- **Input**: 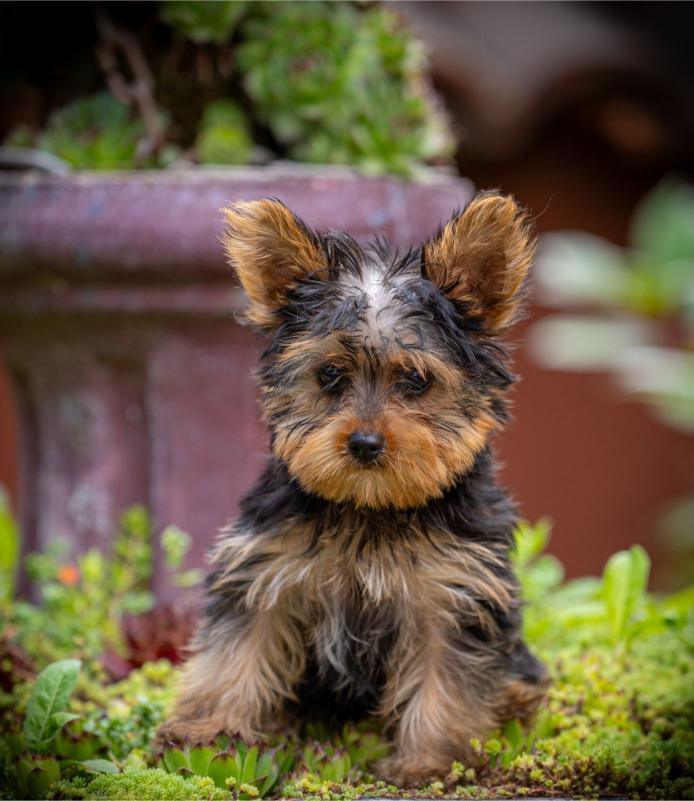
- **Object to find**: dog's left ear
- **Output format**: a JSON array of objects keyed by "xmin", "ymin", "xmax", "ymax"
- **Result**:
[
  {"xmin": 223, "ymin": 199, "xmax": 326, "ymax": 326},
  {"xmin": 422, "ymin": 191, "xmax": 536, "ymax": 334}
]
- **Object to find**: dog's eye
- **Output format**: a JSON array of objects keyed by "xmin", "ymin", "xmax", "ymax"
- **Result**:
[
  {"xmin": 318, "ymin": 363, "xmax": 348, "ymax": 392},
  {"xmin": 397, "ymin": 367, "xmax": 431, "ymax": 396}
]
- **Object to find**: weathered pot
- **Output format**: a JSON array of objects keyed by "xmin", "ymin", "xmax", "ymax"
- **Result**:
[{"xmin": 0, "ymin": 165, "xmax": 472, "ymax": 597}]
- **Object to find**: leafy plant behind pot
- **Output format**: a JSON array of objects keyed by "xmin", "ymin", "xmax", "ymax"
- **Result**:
[
  {"xmin": 195, "ymin": 100, "xmax": 253, "ymax": 165},
  {"xmin": 236, "ymin": 2, "xmax": 452, "ymax": 176},
  {"xmin": 9, "ymin": 94, "xmax": 149, "ymax": 170},
  {"xmin": 160, "ymin": 0, "xmax": 248, "ymax": 45}
]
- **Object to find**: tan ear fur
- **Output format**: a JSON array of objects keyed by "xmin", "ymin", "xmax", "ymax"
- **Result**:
[
  {"xmin": 223, "ymin": 199, "xmax": 326, "ymax": 326},
  {"xmin": 423, "ymin": 192, "xmax": 536, "ymax": 333}
]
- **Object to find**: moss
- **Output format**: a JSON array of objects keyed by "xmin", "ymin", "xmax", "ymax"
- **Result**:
[{"xmin": 61, "ymin": 769, "xmax": 229, "ymax": 800}]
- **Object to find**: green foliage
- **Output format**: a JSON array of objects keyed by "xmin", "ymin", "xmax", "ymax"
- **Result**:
[
  {"xmin": 11, "ymin": 754, "xmax": 62, "ymax": 800},
  {"xmin": 511, "ymin": 519, "xmax": 564, "ymax": 604},
  {"xmin": 75, "ymin": 661, "xmax": 177, "ymax": 761},
  {"xmin": 237, "ymin": 2, "xmax": 452, "ymax": 176},
  {"xmin": 2, "ymin": 511, "xmax": 693, "ymax": 799},
  {"xmin": 0, "ymin": 487, "xmax": 19, "ymax": 603},
  {"xmin": 195, "ymin": 100, "xmax": 253, "ymax": 166},
  {"xmin": 160, "ymin": 525, "xmax": 204, "ymax": 588},
  {"xmin": 24, "ymin": 660, "xmax": 81, "ymax": 751},
  {"xmin": 5, "ymin": 3, "xmax": 453, "ymax": 177},
  {"xmin": 602, "ymin": 545, "xmax": 650, "ymax": 646},
  {"xmin": 531, "ymin": 179, "xmax": 694, "ymax": 434},
  {"xmin": 529, "ymin": 179, "xmax": 694, "ymax": 587},
  {"xmin": 1, "ymin": 659, "xmax": 121, "ymax": 799},
  {"xmin": 58, "ymin": 768, "xmax": 229, "ymax": 799},
  {"xmin": 4, "ymin": 507, "xmax": 154, "ymax": 666},
  {"xmin": 160, "ymin": 1, "xmax": 248, "ymax": 44},
  {"xmin": 631, "ymin": 181, "xmax": 694, "ymax": 302},
  {"xmin": 35, "ymin": 94, "xmax": 147, "ymax": 170},
  {"xmin": 161, "ymin": 738, "xmax": 293, "ymax": 797},
  {"xmin": 1, "ymin": 507, "xmax": 201, "ymax": 671},
  {"xmin": 514, "ymin": 523, "xmax": 680, "ymax": 653},
  {"xmin": 294, "ymin": 723, "xmax": 388, "ymax": 784}
]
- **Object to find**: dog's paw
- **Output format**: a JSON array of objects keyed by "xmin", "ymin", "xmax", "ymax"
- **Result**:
[
  {"xmin": 154, "ymin": 716, "xmax": 225, "ymax": 749},
  {"xmin": 374, "ymin": 755, "xmax": 449, "ymax": 787}
]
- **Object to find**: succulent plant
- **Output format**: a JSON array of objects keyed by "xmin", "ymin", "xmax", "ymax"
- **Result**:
[
  {"xmin": 35, "ymin": 94, "xmax": 147, "ymax": 170},
  {"xmin": 160, "ymin": 1, "xmax": 249, "ymax": 45},
  {"xmin": 160, "ymin": 738, "xmax": 294, "ymax": 797},
  {"xmin": 295, "ymin": 723, "xmax": 389, "ymax": 783},
  {"xmin": 195, "ymin": 100, "xmax": 253, "ymax": 165},
  {"xmin": 236, "ymin": 2, "xmax": 453, "ymax": 175}
]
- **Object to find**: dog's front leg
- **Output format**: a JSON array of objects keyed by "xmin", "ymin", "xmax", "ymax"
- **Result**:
[
  {"xmin": 377, "ymin": 619, "xmax": 498, "ymax": 785},
  {"xmin": 158, "ymin": 604, "xmax": 306, "ymax": 745}
]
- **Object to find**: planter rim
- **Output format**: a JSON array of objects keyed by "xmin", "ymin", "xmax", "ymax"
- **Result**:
[
  {"xmin": 0, "ymin": 162, "xmax": 465, "ymax": 188},
  {"xmin": 0, "ymin": 165, "xmax": 474, "ymax": 318}
]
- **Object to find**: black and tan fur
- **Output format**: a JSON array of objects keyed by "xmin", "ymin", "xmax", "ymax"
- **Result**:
[{"xmin": 159, "ymin": 192, "xmax": 548, "ymax": 784}]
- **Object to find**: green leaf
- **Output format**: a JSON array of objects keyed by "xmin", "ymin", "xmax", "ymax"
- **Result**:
[
  {"xmin": 54, "ymin": 729, "xmax": 100, "ymax": 760},
  {"xmin": 535, "ymin": 232, "xmax": 629, "ymax": 308},
  {"xmin": 632, "ymin": 179, "xmax": 694, "ymax": 265},
  {"xmin": 26, "ymin": 766, "xmax": 56, "ymax": 798},
  {"xmin": 78, "ymin": 758, "xmax": 119, "ymax": 774},
  {"xmin": 19, "ymin": 758, "xmax": 61, "ymax": 798},
  {"xmin": 50, "ymin": 712, "xmax": 79, "ymax": 730},
  {"xmin": 207, "ymin": 753, "xmax": 239, "ymax": 789},
  {"xmin": 528, "ymin": 315, "xmax": 654, "ymax": 372},
  {"xmin": 160, "ymin": 525, "xmax": 194, "ymax": 571},
  {"xmin": 4, "ymin": 731, "xmax": 26, "ymax": 758},
  {"xmin": 189, "ymin": 745, "xmax": 215, "ymax": 776},
  {"xmin": 503, "ymin": 719, "xmax": 524, "ymax": 753},
  {"xmin": 602, "ymin": 545, "xmax": 650, "ymax": 645},
  {"xmin": 24, "ymin": 659, "xmax": 81, "ymax": 750},
  {"xmin": 162, "ymin": 747, "xmax": 190, "ymax": 774},
  {"xmin": 0, "ymin": 486, "xmax": 19, "ymax": 602},
  {"xmin": 160, "ymin": 0, "xmax": 248, "ymax": 44},
  {"xmin": 513, "ymin": 520, "xmax": 552, "ymax": 567},
  {"xmin": 613, "ymin": 347, "xmax": 694, "ymax": 434},
  {"xmin": 241, "ymin": 745, "xmax": 258, "ymax": 784}
]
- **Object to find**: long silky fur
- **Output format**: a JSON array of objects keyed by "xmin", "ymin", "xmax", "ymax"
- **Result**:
[{"xmin": 159, "ymin": 193, "xmax": 547, "ymax": 785}]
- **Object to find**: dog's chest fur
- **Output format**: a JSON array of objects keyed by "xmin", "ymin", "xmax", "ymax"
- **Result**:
[
  {"xmin": 208, "ymin": 462, "xmax": 516, "ymax": 723},
  {"xmin": 288, "ymin": 516, "xmax": 415, "ymax": 719}
]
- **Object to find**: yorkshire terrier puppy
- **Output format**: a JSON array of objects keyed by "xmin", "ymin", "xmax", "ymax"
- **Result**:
[{"xmin": 159, "ymin": 191, "xmax": 548, "ymax": 784}]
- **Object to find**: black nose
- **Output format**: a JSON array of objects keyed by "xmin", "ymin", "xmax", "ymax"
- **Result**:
[{"xmin": 348, "ymin": 431, "xmax": 385, "ymax": 464}]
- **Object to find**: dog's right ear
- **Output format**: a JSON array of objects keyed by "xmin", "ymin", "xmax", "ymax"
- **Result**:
[{"xmin": 223, "ymin": 199, "xmax": 326, "ymax": 326}]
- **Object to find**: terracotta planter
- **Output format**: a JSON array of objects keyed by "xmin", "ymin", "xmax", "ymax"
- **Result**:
[{"xmin": 0, "ymin": 166, "xmax": 472, "ymax": 597}]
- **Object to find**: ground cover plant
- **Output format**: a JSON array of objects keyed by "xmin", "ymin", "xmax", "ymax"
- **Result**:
[{"xmin": 0, "ymin": 492, "xmax": 692, "ymax": 800}]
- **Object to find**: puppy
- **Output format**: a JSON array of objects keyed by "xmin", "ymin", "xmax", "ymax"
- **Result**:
[{"xmin": 159, "ymin": 192, "xmax": 548, "ymax": 784}]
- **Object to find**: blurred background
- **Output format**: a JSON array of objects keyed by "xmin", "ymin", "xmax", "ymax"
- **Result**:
[{"xmin": 1, "ymin": 1, "xmax": 693, "ymax": 592}]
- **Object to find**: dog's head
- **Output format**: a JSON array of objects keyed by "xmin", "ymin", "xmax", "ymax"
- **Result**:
[{"xmin": 223, "ymin": 192, "xmax": 535, "ymax": 510}]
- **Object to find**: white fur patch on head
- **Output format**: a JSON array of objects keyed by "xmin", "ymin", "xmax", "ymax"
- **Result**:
[{"xmin": 339, "ymin": 255, "xmax": 411, "ymax": 347}]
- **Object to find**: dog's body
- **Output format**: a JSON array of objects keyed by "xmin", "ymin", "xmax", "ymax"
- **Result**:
[{"xmin": 160, "ymin": 192, "xmax": 548, "ymax": 783}]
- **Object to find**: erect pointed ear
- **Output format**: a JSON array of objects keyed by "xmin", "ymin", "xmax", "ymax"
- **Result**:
[
  {"xmin": 223, "ymin": 199, "xmax": 326, "ymax": 325},
  {"xmin": 422, "ymin": 191, "xmax": 536, "ymax": 333}
]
